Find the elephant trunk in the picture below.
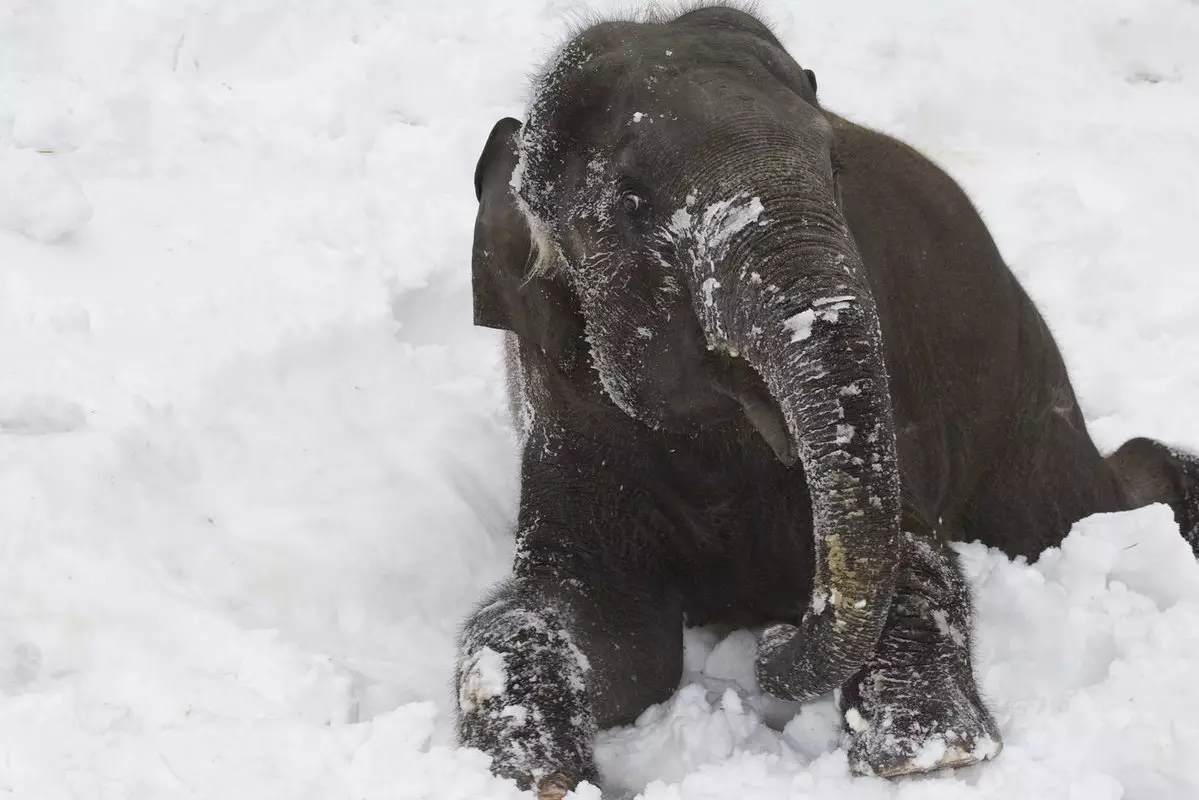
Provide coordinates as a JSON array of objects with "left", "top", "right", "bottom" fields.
[{"left": 686, "top": 197, "right": 902, "bottom": 701}]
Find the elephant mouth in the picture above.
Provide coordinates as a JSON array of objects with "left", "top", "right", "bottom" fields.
[{"left": 708, "top": 350, "right": 797, "bottom": 467}]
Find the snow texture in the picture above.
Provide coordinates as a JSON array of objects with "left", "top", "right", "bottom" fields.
[
  {"left": 0, "top": 141, "right": 92, "bottom": 242},
  {"left": 459, "top": 646, "right": 508, "bottom": 713},
  {"left": 784, "top": 297, "right": 856, "bottom": 344},
  {"left": 784, "top": 308, "right": 817, "bottom": 342},
  {"left": 1, "top": 1, "right": 1198, "bottom": 798},
  {"left": 666, "top": 193, "right": 767, "bottom": 343}
]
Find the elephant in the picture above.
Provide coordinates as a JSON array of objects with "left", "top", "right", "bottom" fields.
[{"left": 455, "top": 6, "right": 1199, "bottom": 797}]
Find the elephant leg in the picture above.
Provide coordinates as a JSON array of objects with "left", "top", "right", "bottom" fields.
[
  {"left": 1107, "top": 437, "right": 1199, "bottom": 552},
  {"left": 456, "top": 575, "right": 682, "bottom": 798},
  {"left": 839, "top": 531, "right": 1001, "bottom": 777}
]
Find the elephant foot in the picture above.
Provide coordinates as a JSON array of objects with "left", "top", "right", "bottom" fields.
[
  {"left": 840, "top": 532, "right": 1002, "bottom": 777},
  {"left": 842, "top": 669, "right": 1002, "bottom": 777}
]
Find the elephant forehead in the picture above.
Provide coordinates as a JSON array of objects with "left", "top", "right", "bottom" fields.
[
  {"left": 525, "top": 72, "right": 826, "bottom": 181},
  {"left": 528, "top": 22, "right": 811, "bottom": 137}
]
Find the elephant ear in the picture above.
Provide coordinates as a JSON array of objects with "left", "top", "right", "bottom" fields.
[{"left": 472, "top": 117, "right": 582, "bottom": 371}]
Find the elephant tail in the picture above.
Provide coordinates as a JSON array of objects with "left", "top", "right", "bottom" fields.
[{"left": 1107, "top": 437, "right": 1199, "bottom": 554}]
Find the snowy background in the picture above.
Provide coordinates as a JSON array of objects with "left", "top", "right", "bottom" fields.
[{"left": 2, "top": 0, "right": 1198, "bottom": 798}]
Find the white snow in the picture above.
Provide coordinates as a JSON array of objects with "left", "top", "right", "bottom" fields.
[
  {"left": 501, "top": 704, "right": 529, "bottom": 727},
  {"left": 1, "top": 1, "right": 1198, "bottom": 799},
  {"left": 784, "top": 298, "right": 854, "bottom": 343},
  {"left": 814, "top": 295, "right": 856, "bottom": 307},
  {"left": 458, "top": 646, "right": 508, "bottom": 713},
  {"left": 785, "top": 308, "right": 817, "bottom": 342},
  {"left": 667, "top": 195, "right": 763, "bottom": 257},
  {"left": 843, "top": 707, "right": 869, "bottom": 734},
  {"left": 811, "top": 295, "right": 855, "bottom": 324},
  {"left": 669, "top": 206, "right": 694, "bottom": 233},
  {"left": 912, "top": 737, "right": 949, "bottom": 770},
  {"left": 0, "top": 141, "right": 92, "bottom": 242}
]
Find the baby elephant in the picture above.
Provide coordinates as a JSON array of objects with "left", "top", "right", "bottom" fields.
[{"left": 457, "top": 6, "right": 1199, "bottom": 797}]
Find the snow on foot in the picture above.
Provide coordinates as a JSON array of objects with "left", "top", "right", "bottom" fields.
[
  {"left": 851, "top": 724, "right": 1002, "bottom": 778},
  {"left": 844, "top": 689, "right": 1002, "bottom": 777}
]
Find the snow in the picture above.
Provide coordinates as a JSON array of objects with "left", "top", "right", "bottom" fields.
[
  {"left": 672, "top": 194, "right": 767, "bottom": 344},
  {"left": 0, "top": 141, "right": 92, "bottom": 243},
  {"left": 784, "top": 298, "right": 855, "bottom": 343},
  {"left": 913, "top": 738, "right": 950, "bottom": 771},
  {"left": 669, "top": 194, "right": 766, "bottom": 249},
  {"left": 0, "top": 1, "right": 1197, "bottom": 799},
  {"left": 835, "top": 424, "right": 855, "bottom": 444},
  {"left": 459, "top": 646, "right": 509, "bottom": 713},
  {"left": 785, "top": 308, "right": 817, "bottom": 342},
  {"left": 670, "top": 206, "right": 694, "bottom": 233}
]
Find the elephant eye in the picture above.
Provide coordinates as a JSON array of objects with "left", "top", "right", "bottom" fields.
[{"left": 619, "top": 190, "right": 647, "bottom": 215}]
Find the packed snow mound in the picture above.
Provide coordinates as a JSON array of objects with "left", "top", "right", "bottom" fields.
[
  {"left": 1, "top": 0, "right": 1198, "bottom": 798},
  {"left": 0, "top": 142, "right": 92, "bottom": 242}
]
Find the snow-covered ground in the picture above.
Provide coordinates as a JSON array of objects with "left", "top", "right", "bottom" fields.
[{"left": 2, "top": 1, "right": 1198, "bottom": 797}]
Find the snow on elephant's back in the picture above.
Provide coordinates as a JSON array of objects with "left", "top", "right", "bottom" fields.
[{"left": 0, "top": 141, "right": 92, "bottom": 243}]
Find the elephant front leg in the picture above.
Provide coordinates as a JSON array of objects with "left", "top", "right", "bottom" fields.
[
  {"left": 840, "top": 531, "right": 1002, "bottom": 777},
  {"left": 457, "top": 576, "right": 682, "bottom": 798}
]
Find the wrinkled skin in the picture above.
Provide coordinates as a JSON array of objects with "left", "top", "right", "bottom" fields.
[{"left": 456, "top": 6, "right": 1199, "bottom": 796}]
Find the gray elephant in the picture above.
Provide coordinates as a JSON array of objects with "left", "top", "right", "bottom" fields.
[{"left": 456, "top": 6, "right": 1199, "bottom": 798}]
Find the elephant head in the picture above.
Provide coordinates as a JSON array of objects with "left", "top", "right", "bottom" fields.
[{"left": 471, "top": 8, "right": 901, "bottom": 701}]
